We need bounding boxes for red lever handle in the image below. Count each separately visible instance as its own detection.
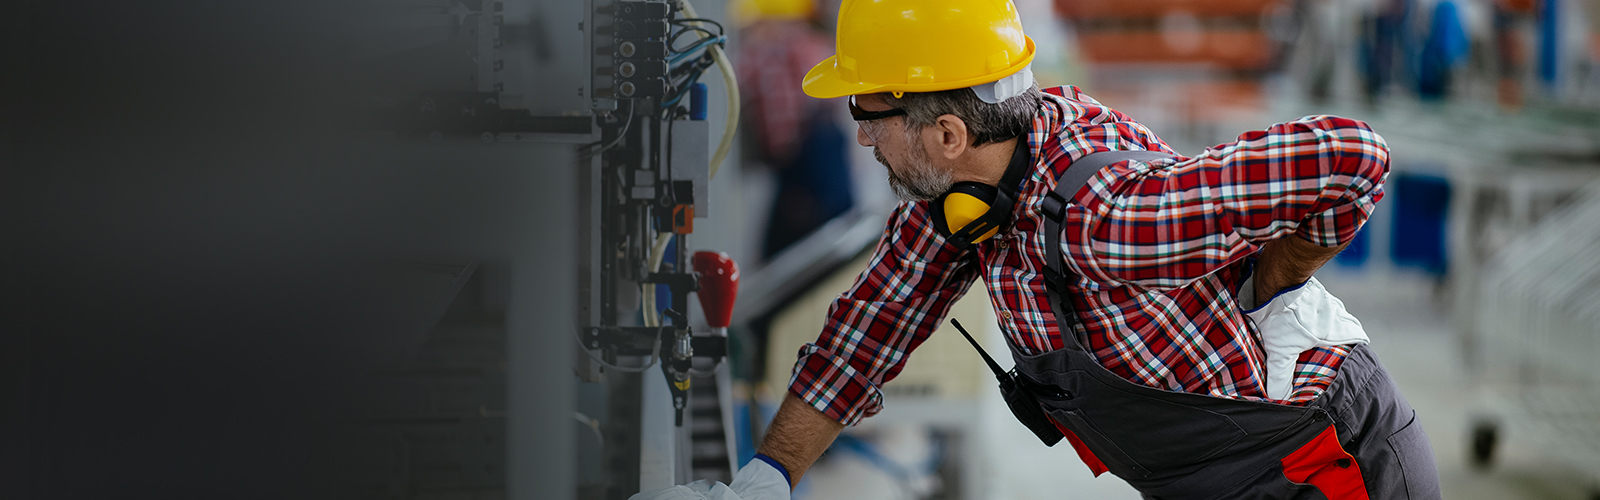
[692,251,739,329]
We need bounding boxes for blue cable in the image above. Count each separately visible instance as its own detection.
[661,66,708,109]
[668,36,725,65]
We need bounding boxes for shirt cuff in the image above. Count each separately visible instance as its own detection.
[1296,185,1383,248]
[788,344,885,427]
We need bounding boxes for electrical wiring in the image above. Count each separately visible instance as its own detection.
[668,26,719,51]
[635,1,742,360]
[578,4,734,375]
[573,327,659,373]
[640,232,674,327]
[670,17,724,32]
[580,99,635,157]
[668,36,726,65]
[571,233,670,374]
[661,63,712,109]
[675,0,739,180]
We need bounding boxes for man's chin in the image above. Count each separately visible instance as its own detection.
[889,183,941,203]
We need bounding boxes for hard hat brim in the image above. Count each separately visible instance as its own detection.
[800,36,1037,99]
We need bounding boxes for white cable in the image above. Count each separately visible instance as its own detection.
[641,232,674,327]
[639,0,737,327]
[573,327,659,372]
[636,1,738,349]
[573,412,606,448]
[676,0,739,180]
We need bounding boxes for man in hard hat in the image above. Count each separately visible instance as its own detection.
[638,0,1440,498]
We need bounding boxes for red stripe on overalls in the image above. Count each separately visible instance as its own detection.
[1281,425,1370,499]
[1049,417,1110,477]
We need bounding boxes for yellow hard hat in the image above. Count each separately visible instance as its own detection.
[731,0,814,24]
[801,0,1036,99]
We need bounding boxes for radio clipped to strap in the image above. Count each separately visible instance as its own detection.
[950,319,1064,446]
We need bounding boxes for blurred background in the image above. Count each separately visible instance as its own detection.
[6,0,1599,499]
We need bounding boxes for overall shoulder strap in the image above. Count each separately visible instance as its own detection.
[1038,150,1174,347]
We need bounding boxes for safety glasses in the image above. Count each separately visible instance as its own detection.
[848,95,907,122]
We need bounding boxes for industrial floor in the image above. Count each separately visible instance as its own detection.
[793,269,1597,499]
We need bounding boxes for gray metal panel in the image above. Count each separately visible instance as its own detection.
[668,120,710,217]
[505,0,592,119]
[508,142,581,500]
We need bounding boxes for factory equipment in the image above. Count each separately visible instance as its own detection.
[356,0,741,498]
[564,0,744,496]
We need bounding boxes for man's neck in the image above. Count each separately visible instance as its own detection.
[952,137,1020,186]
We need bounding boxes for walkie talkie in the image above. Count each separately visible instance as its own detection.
[950,319,1064,446]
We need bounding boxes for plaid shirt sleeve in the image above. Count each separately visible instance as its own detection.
[788,201,981,426]
[1067,115,1390,290]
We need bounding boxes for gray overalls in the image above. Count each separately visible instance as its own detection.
[965,150,1443,499]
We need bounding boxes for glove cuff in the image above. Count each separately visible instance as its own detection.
[749,453,792,487]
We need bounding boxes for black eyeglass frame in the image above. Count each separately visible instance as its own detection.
[848,95,907,122]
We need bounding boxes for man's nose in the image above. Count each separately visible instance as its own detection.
[856,123,873,147]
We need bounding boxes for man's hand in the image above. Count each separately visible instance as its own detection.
[1253,235,1350,302]
[755,393,846,487]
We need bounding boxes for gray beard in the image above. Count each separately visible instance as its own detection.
[878,147,951,202]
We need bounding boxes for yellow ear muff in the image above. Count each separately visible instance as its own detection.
[941,186,1001,243]
[928,137,1032,249]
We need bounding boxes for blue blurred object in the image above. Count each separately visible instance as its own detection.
[761,110,856,258]
[1418,1,1468,98]
[1539,0,1559,87]
[1389,173,1452,276]
[734,399,756,466]
[1333,223,1371,268]
[828,433,943,484]
[690,82,708,120]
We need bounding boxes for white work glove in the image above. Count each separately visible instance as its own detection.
[627,480,738,500]
[1241,276,1370,400]
[628,458,791,500]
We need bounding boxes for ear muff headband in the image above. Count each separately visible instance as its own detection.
[931,139,1032,249]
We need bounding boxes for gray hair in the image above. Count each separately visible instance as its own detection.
[890,85,1043,146]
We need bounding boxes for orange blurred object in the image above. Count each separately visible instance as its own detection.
[1055,0,1276,19]
[1075,30,1275,70]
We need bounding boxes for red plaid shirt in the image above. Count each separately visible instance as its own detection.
[789,86,1390,426]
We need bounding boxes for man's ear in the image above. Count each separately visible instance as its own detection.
[931,114,969,160]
